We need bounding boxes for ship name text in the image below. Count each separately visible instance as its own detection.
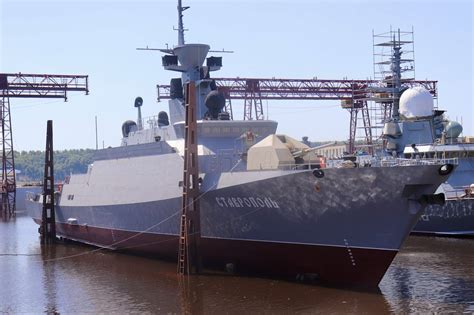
[215,197,280,209]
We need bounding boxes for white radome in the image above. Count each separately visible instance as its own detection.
[399,87,434,118]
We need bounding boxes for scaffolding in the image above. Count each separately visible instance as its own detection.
[373,27,416,83]
[369,27,416,144]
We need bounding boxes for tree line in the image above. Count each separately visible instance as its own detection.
[15,149,95,183]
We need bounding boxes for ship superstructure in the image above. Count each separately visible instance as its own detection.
[26,1,456,287]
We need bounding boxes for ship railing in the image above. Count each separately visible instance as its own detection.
[278,157,458,170]
[444,185,474,200]
[274,157,458,171]
[139,114,174,130]
[378,157,459,167]
[144,115,160,129]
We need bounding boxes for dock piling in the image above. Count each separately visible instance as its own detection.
[177,82,202,275]
[41,120,56,244]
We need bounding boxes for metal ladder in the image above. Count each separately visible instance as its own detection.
[178,214,188,274]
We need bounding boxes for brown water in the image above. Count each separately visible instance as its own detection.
[1,213,473,314]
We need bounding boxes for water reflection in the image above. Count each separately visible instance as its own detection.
[28,243,391,313]
[0,214,473,313]
[179,276,204,314]
[0,210,15,222]
[41,245,59,314]
[380,236,474,313]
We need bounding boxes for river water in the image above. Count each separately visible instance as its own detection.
[1,212,473,314]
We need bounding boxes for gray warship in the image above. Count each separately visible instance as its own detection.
[375,33,474,237]
[382,90,474,236]
[26,1,455,287]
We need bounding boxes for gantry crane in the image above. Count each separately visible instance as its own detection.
[157,77,437,153]
[0,73,89,216]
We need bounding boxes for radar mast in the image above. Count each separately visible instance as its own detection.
[177,0,189,46]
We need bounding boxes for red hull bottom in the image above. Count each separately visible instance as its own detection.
[35,220,397,287]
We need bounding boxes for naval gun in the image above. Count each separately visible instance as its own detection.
[291,141,337,159]
[246,135,329,170]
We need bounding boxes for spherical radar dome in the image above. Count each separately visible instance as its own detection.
[399,87,434,118]
[445,121,463,139]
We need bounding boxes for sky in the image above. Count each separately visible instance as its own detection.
[0,0,472,150]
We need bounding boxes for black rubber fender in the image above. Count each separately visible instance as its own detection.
[312,169,325,178]
[438,164,454,176]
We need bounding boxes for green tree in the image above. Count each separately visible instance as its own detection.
[15,149,95,182]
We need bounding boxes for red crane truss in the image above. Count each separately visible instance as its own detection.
[157,77,437,154]
[157,77,437,102]
[0,73,89,216]
[0,73,89,100]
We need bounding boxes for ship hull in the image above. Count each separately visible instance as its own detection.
[26,164,450,287]
[412,157,474,237]
[412,199,474,237]
[32,218,396,287]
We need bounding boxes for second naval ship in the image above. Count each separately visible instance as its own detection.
[383,87,474,236]
[375,31,474,237]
